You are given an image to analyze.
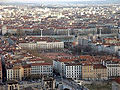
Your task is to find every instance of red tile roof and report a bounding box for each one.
[93,64,106,69]
[31,63,52,66]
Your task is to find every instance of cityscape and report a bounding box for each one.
[0,0,120,90]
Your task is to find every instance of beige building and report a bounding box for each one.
[82,64,108,80]
[93,64,108,80]
[82,64,94,80]
[7,65,24,81]
[13,66,24,81]
[22,65,31,78]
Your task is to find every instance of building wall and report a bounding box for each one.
[90,43,120,54]
[7,29,17,34]
[31,65,53,76]
[7,66,24,81]
[7,69,14,80]
[7,84,20,90]
[82,65,94,80]
[106,63,120,78]
[0,70,2,82]
[2,25,7,35]
[93,68,108,80]
[13,67,24,81]
[23,68,31,78]
[65,65,82,80]
[26,61,45,64]
[118,50,120,57]
[19,41,64,50]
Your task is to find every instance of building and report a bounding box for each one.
[22,65,31,79]
[7,65,24,81]
[53,59,75,77]
[106,62,120,79]
[19,43,36,50]
[78,37,89,46]
[31,63,53,76]
[37,41,64,50]
[93,64,108,80]
[118,50,120,57]
[7,68,14,81]
[19,37,64,50]
[82,64,108,80]
[112,77,120,90]
[6,80,20,90]
[26,58,45,64]
[53,59,82,80]
[65,63,82,80]
[2,25,7,35]
[13,66,24,81]
[82,64,94,80]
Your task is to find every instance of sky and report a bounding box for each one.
[0,0,106,3]
[0,0,120,4]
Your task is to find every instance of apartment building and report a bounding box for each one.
[22,65,31,78]
[53,59,75,76]
[7,68,14,81]
[19,41,64,50]
[65,63,82,80]
[82,64,94,80]
[53,59,82,79]
[82,64,108,80]
[31,63,53,76]
[93,64,108,80]
[106,62,120,78]
[7,65,24,81]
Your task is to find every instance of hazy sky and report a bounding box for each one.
[0,0,106,3]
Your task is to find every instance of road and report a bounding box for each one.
[55,76,88,90]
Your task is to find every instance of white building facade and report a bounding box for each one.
[53,60,82,80]
[65,64,82,79]
[19,41,64,50]
[106,63,120,78]
[7,69,14,80]
[31,63,53,76]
